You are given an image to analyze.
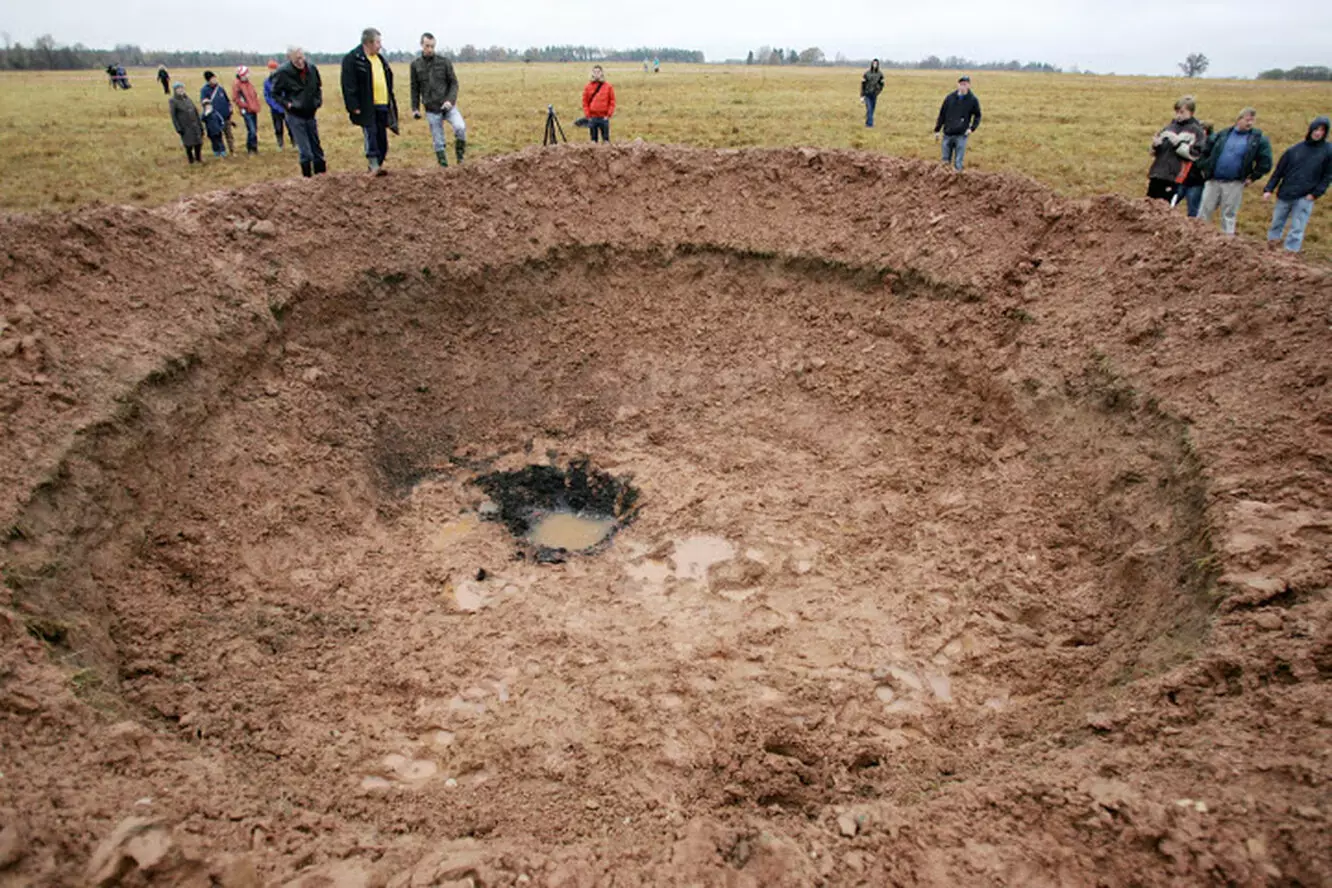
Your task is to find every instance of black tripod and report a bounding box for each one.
[543,104,567,146]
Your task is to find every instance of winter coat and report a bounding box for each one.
[263,75,284,114]
[272,61,323,119]
[582,80,616,118]
[169,94,204,146]
[1199,125,1273,182]
[861,68,884,98]
[341,44,398,128]
[935,90,981,136]
[157,68,170,86]
[1264,116,1332,201]
[232,78,261,115]
[410,54,459,113]
[201,102,225,137]
[1148,117,1207,183]
[201,82,232,119]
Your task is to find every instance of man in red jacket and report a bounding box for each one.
[581,65,616,143]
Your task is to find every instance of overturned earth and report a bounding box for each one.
[0,145,1329,887]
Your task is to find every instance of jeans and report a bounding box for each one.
[425,107,467,151]
[241,111,258,151]
[362,106,390,162]
[1267,196,1315,252]
[942,133,968,170]
[208,132,226,156]
[589,116,610,143]
[1200,180,1245,234]
[864,93,877,127]
[286,114,324,166]
[270,109,288,147]
[1183,183,1205,217]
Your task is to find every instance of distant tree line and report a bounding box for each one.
[1256,66,1331,81]
[0,34,703,70]
[743,47,1059,71]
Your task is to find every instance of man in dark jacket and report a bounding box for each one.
[861,59,884,128]
[272,46,327,177]
[1147,96,1206,203]
[410,32,466,167]
[1198,107,1274,235]
[934,75,982,171]
[201,71,236,157]
[342,27,398,175]
[1262,115,1331,252]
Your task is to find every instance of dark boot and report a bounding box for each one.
[300,161,312,178]
[434,149,448,167]
[313,159,326,175]
[455,139,466,165]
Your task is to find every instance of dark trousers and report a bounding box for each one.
[184,144,202,163]
[287,114,325,167]
[864,93,878,127]
[362,106,390,161]
[160,80,170,95]
[208,132,226,155]
[1147,178,1179,202]
[270,109,288,147]
[589,116,610,142]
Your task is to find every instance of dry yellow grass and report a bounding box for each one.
[2,63,1330,261]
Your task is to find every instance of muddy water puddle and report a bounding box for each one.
[527,512,617,551]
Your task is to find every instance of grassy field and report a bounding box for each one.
[2,64,1330,261]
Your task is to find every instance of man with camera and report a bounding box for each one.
[410,32,467,167]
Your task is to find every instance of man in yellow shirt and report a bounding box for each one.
[341,27,399,174]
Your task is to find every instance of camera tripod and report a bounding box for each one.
[543,105,567,146]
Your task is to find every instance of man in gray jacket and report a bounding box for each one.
[410,32,466,166]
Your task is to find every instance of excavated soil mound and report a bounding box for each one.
[0,146,1329,887]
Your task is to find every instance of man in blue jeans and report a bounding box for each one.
[1262,115,1330,253]
[934,75,982,171]
[861,60,884,128]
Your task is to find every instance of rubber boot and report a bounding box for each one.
[300,161,312,178]
[435,149,448,167]
[313,158,327,175]
[455,139,466,165]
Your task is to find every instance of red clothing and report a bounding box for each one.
[582,80,615,118]
[232,79,261,114]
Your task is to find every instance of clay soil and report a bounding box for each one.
[0,146,1329,887]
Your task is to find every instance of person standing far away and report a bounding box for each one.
[106,64,118,89]
[861,59,884,128]
[1147,95,1206,204]
[342,27,399,175]
[1198,107,1274,236]
[272,46,327,177]
[1262,115,1331,253]
[201,71,236,156]
[1180,121,1214,217]
[157,64,171,95]
[168,82,204,165]
[263,60,291,150]
[582,65,616,143]
[232,66,263,155]
[410,32,467,167]
[934,75,982,171]
[653,57,660,73]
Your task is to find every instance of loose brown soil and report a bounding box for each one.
[0,145,1329,887]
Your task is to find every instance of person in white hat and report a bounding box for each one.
[231,65,263,154]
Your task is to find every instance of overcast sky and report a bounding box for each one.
[4,0,1328,76]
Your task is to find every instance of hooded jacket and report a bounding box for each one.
[1148,117,1207,183]
[263,74,285,114]
[232,77,261,115]
[410,53,459,114]
[1264,116,1332,201]
[169,93,204,146]
[1199,124,1273,182]
[341,44,398,127]
[861,63,884,98]
[272,61,323,119]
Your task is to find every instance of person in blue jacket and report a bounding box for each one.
[1262,115,1331,253]
[263,60,292,150]
[200,71,236,156]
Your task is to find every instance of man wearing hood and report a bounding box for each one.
[1262,115,1331,253]
[232,66,263,154]
[861,60,884,128]
[1198,107,1273,235]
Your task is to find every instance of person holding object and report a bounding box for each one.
[273,46,326,177]
[1262,115,1330,253]
[410,32,467,166]
[861,59,884,128]
[934,75,981,171]
[201,71,236,156]
[1198,107,1273,235]
[582,65,616,143]
[1147,96,1206,203]
[232,66,262,155]
[342,27,399,175]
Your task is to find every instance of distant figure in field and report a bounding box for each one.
[201,71,236,156]
[861,59,884,128]
[653,57,660,73]
[168,82,204,165]
[1198,107,1273,235]
[1180,121,1214,216]
[1147,95,1205,204]
[582,65,616,143]
[263,60,292,150]
[1262,115,1330,252]
[115,64,130,89]
[157,65,170,95]
[342,27,399,175]
[272,46,327,177]
[410,32,466,166]
[934,75,981,171]
[106,64,118,89]
[232,66,263,155]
